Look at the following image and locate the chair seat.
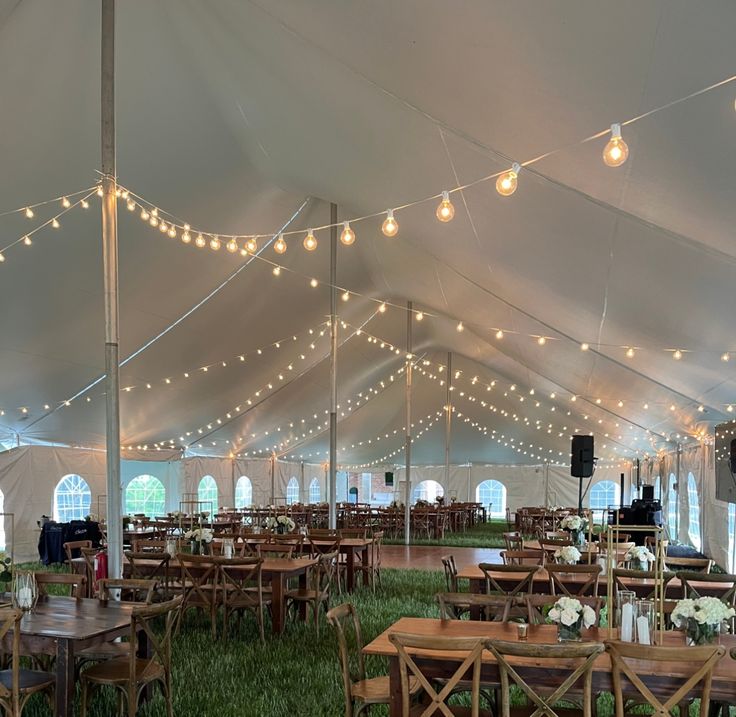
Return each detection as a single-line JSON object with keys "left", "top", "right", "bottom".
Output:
{"left": 82, "top": 656, "right": 164, "bottom": 685}
{"left": 77, "top": 641, "right": 130, "bottom": 661}
{"left": 0, "top": 668, "right": 54, "bottom": 692}
{"left": 352, "top": 675, "right": 421, "bottom": 703}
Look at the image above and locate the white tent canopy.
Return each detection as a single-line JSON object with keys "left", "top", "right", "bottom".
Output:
{"left": 1, "top": 1, "right": 736, "bottom": 559}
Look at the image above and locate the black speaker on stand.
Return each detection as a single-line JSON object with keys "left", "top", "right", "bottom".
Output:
{"left": 571, "top": 435, "right": 594, "bottom": 513}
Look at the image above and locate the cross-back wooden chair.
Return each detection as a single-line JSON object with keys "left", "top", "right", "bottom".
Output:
{"left": 34, "top": 571, "right": 87, "bottom": 599}
{"left": 612, "top": 568, "right": 676, "bottom": 600}
{"left": 215, "top": 556, "right": 269, "bottom": 643}
{"left": 130, "top": 538, "right": 168, "bottom": 553}
{"left": 176, "top": 553, "right": 219, "bottom": 638}
{"left": 340, "top": 528, "right": 368, "bottom": 539}
{"left": 327, "top": 603, "right": 420, "bottom": 717}
{"left": 607, "top": 640, "right": 725, "bottom": 717}
{"left": 539, "top": 538, "right": 573, "bottom": 564}
{"left": 285, "top": 550, "right": 338, "bottom": 636}
{"left": 525, "top": 595, "right": 602, "bottom": 626}
{"left": 356, "top": 531, "right": 382, "bottom": 591}
{"left": 665, "top": 556, "right": 713, "bottom": 574}
{"left": 125, "top": 550, "right": 170, "bottom": 600}
{"left": 489, "top": 639, "right": 605, "bottom": 717}
{"left": 80, "top": 595, "right": 183, "bottom": 717}
{"left": 62, "top": 539, "right": 92, "bottom": 566}
{"left": 256, "top": 543, "right": 294, "bottom": 559}
{"left": 437, "top": 592, "right": 514, "bottom": 622}
{"left": 547, "top": 563, "right": 602, "bottom": 597}
{"left": 500, "top": 550, "right": 545, "bottom": 566}
{"left": 478, "top": 563, "right": 539, "bottom": 599}
{"left": 78, "top": 547, "right": 99, "bottom": 596}
{"left": 0, "top": 607, "right": 54, "bottom": 716}
{"left": 441, "top": 555, "right": 461, "bottom": 593}
{"left": 389, "top": 631, "right": 490, "bottom": 717}
{"left": 502, "top": 532, "right": 523, "bottom": 551}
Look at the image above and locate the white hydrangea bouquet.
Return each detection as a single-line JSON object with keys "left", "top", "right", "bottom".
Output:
{"left": 266, "top": 515, "right": 296, "bottom": 534}
{"left": 184, "top": 527, "right": 214, "bottom": 543}
{"left": 548, "top": 596, "right": 597, "bottom": 641}
{"left": 554, "top": 545, "right": 581, "bottom": 565}
{"left": 671, "top": 597, "right": 735, "bottom": 645}
{"left": 625, "top": 545, "right": 655, "bottom": 570}
{"left": 560, "top": 515, "right": 584, "bottom": 531}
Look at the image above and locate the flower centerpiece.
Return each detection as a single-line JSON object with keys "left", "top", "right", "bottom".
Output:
{"left": 184, "top": 527, "right": 214, "bottom": 555}
{"left": 560, "top": 515, "right": 588, "bottom": 546}
{"left": 548, "top": 596, "right": 597, "bottom": 641}
{"left": 671, "top": 597, "right": 735, "bottom": 645}
{"left": 554, "top": 545, "right": 581, "bottom": 565}
{"left": 266, "top": 516, "right": 295, "bottom": 534}
{"left": 625, "top": 545, "right": 656, "bottom": 571}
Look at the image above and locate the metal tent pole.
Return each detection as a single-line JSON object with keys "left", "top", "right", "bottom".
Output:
{"left": 444, "top": 352, "right": 453, "bottom": 488}
{"left": 328, "top": 203, "right": 338, "bottom": 529}
{"left": 101, "top": 0, "right": 122, "bottom": 580}
{"left": 404, "top": 302, "right": 413, "bottom": 545}
{"left": 270, "top": 454, "right": 276, "bottom": 504}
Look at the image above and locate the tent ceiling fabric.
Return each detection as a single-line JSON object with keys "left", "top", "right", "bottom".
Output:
{"left": 1, "top": 0, "right": 735, "bottom": 466}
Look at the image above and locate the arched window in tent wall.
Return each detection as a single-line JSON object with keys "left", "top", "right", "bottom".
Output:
{"left": 198, "top": 476, "right": 218, "bottom": 510}
{"left": 687, "top": 472, "right": 701, "bottom": 550}
{"left": 54, "top": 474, "right": 92, "bottom": 522}
{"left": 286, "top": 478, "right": 300, "bottom": 505}
{"left": 125, "top": 475, "right": 165, "bottom": 517}
{"left": 235, "top": 477, "right": 253, "bottom": 508}
{"left": 412, "top": 480, "right": 444, "bottom": 504}
{"left": 589, "top": 480, "right": 619, "bottom": 510}
{"left": 667, "top": 474, "right": 678, "bottom": 538}
{"left": 653, "top": 476, "right": 661, "bottom": 500}
{"left": 476, "top": 480, "right": 506, "bottom": 518}
{"left": 309, "top": 478, "right": 321, "bottom": 504}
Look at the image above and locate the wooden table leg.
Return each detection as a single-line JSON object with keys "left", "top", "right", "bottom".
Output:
{"left": 360, "top": 546, "right": 369, "bottom": 587}
{"left": 137, "top": 625, "right": 153, "bottom": 702}
{"left": 346, "top": 549, "right": 356, "bottom": 592}
{"left": 298, "top": 568, "right": 308, "bottom": 622}
{"left": 55, "top": 638, "right": 75, "bottom": 717}
{"left": 271, "top": 574, "right": 286, "bottom": 634}
{"left": 389, "top": 655, "right": 401, "bottom": 716}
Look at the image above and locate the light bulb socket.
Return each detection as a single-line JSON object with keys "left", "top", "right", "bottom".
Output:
{"left": 511, "top": 162, "right": 521, "bottom": 175}
{"left": 441, "top": 190, "right": 450, "bottom": 202}
{"left": 610, "top": 123, "right": 622, "bottom": 139}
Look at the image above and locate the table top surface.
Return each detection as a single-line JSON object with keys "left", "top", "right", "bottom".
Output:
{"left": 11, "top": 595, "right": 134, "bottom": 640}
{"left": 363, "top": 618, "right": 736, "bottom": 678}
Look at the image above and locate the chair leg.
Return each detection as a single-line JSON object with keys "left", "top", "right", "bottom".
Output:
{"left": 80, "top": 679, "right": 89, "bottom": 717}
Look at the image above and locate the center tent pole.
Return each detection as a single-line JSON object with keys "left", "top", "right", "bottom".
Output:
{"left": 328, "top": 203, "right": 338, "bottom": 529}
{"left": 404, "top": 302, "right": 413, "bottom": 545}
{"left": 444, "top": 352, "right": 452, "bottom": 490}
{"left": 101, "top": 0, "right": 122, "bottom": 580}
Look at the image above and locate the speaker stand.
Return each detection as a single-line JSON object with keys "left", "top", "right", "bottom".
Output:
{"left": 577, "top": 476, "right": 584, "bottom": 516}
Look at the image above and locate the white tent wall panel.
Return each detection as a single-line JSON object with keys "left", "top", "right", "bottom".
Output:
{"left": 234, "top": 459, "right": 272, "bottom": 507}
{"left": 120, "top": 460, "right": 182, "bottom": 515}
{"left": 181, "top": 456, "right": 233, "bottom": 512}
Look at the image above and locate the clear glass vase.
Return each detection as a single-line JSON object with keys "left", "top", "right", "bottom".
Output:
{"left": 557, "top": 618, "right": 583, "bottom": 642}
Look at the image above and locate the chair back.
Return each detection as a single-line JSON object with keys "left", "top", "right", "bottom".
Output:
{"left": 257, "top": 543, "right": 294, "bottom": 559}
{"left": 131, "top": 538, "right": 168, "bottom": 553}
{"left": 612, "top": 568, "right": 676, "bottom": 601}
{"left": 98, "top": 578, "right": 156, "bottom": 604}
{"left": 665, "top": 556, "right": 713, "bottom": 574}
{"left": 600, "top": 533, "right": 631, "bottom": 544}
{"left": 215, "top": 556, "right": 263, "bottom": 608}
{"left": 326, "top": 603, "right": 366, "bottom": 714}
{"left": 478, "top": 563, "right": 539, "bottom": 597}
{"left": 441, "top": 555, "right": 459, "bottom": 592}
{"left": 607, "top": 640, "right": 725, "bottom": 717}
{"left": 389, "top": 631, "right": 486, "bottom": 717}
{"left": 502, "top": 532, "right": 523, "bottom": 550}
{"left": 489, "top": 639, "right": 604, "bottom": 717}
{"left": 35, "top": 571, "right": 87, "bottom": 599}
{"left": 339, "top": 528, "right": 367, "bottom": 539}
{"left": 312, "top": 550, "right": 339, "bottom": 599}
{"left": 501, "top": 550, "right": 544, "bottom": 566}
{"left": 130, "top": 596, "right": 183, "bottom": 690}
{"left": 525, "top": 595, "right": 602, "bottom": 626}
{"left": 547, "top": 563, "right": 602, "bottom": 597}
{"left": 307, "top": 534, "right": 341, "bottom": 557}
{"left": 0, "top": 608, "right": 22, "bottom": 714}
{"left": 680, "top": 571, "right": 736, "bottom": 602}
{"left": 176, "top": 553, "right": 218, "bottom": 607}
{"left": 63, "top": 539, "right": 92, "bottom": 563}
{"left": 436, "top": 592, "right": 513, "bottom": 622}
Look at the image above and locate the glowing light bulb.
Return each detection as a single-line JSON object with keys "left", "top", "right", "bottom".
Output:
{"left": 625, "top": 347, "right": 635, "bottom": 358}
{"left": 496, "top": 163, "right": 520, "bottom": 196}
{"left": 272, "top": 266, "right": 281, "bottom": 276}
{"left": 274, "top": 234, "right": 287, "bottom": 254}
{"left": 342, "top": 291, "right": 350, "bottom": 302}
{"left": 194, "top": 233, "right": 206, "bottom": 248}
{"left": 673, "top": 349, "right": 682, "bottom": 360}
{"left": 495, "top": 330, "right": 504, "bottom": 340}
{"left": 24, "top": 207, "right": 33, "bottom": 219}
{"left": 23, "top": 236, "right": 31, "bottom": 246}
{"left": 310, "top": 278, "right": 318, "bottom": 288}
{"left": 140, "top": 208, "right": 149, "bottom": 221}
{"left": 382, "top": 209, "right": 398, "bottom": 237}
{"left": 303, "top": 229, "right": 318, "bottom": 251}
{"left": 149, "top": 216, "right": 159, "bottom": 227}
{"left": 436, "top": 191, "right": 455, "bottom": 222}
{"left": 61, "top": 197, "right": 71, "bottom": 208}
{"left": 581, "top": 343, "right": 589, "bottom": 351}
{"left": 416, "top": 311, "right": 424, "bottom": 321}
{"left": 378, "top": 302, "right": 387, "bottom": 313}
{"left": 537, "top": 336, "right": 546, "bottom": 346}
{"left": 126, "top": 199, "right": 135, "bottom": 211}
{"left": 340, "top": 222, "right": 355, "bottom": 246}
{"left": 456, "top": 322, "right": 464, "bottom": 332}
{"left": 722, "top": 352, "right": 730, "bottom": 362}
{"left": 182, "top": 231, "right": 191, "bottom": 244}
{"left": 96, "top": 186, "right": 104, "bottom": 197}
{"left": 0, "top": 253, "right": 5, "bottom": 263}
{"left": 245, "top": 237, "right": 258, "bottom": 253}
{"left": 603, "top": 123, "right": 629, "bottom": 167}
{"left": 226, "top": 238, "right": 238, "bottom": 253}
{"left": 210, "top": 236, "right": 221, "bottom": 251}
{"left": 81, "top": 200, "right": 89, "bottom": 209}
{"left": 51, "top": 218, "right": 60, "bottom": 229}
{"left": 729, "top": 405, "right": 734, "bottom": 413}
{"left": 168, "top": 226, "right": 177, "bottom": 239}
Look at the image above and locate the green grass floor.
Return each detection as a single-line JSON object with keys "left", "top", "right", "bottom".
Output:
{"left": 385, "top": 519, "right": 508, "bottom": 548}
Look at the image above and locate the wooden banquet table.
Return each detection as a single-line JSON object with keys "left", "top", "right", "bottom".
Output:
{"left": 364, "top": 618, "right": 736, "bottom": 716}
{"left": 74, "top": 555, "right": 318, "bottom": 635}
{"left": 0, "top": 595, "right": 138, "bottom": 717}
{"left": 457, "top": 564, "right": 733, "bottom": 598}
